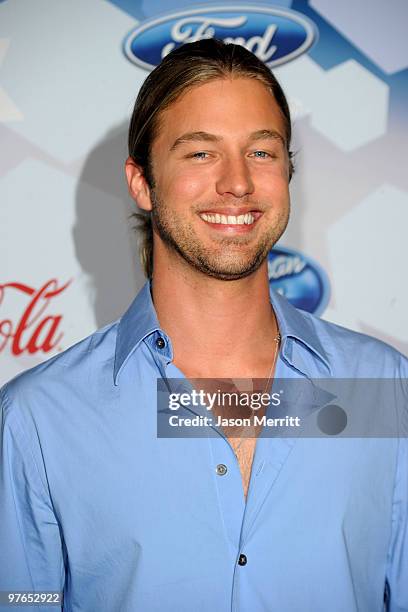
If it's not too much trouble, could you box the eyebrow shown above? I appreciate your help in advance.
[169,129,286,151]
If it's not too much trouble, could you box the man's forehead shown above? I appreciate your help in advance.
[153,77,285,145]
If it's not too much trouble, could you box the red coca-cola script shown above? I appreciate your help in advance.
[0,279,71,355]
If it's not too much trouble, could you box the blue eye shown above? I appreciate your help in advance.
[191,152,208,159]
[252,151,269,158]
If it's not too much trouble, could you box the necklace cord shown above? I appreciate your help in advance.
[232,331,281,455]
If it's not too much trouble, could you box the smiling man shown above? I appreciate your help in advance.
[1,40,407,612]
[133,77,290,283]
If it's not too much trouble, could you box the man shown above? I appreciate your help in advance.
[0,39,407,611]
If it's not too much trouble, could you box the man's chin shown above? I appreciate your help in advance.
[154,220,272,280]
[188,254,267,281]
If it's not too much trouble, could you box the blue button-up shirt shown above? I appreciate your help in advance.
[1,282,407,611]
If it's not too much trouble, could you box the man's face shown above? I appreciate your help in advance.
[147,77,290,280]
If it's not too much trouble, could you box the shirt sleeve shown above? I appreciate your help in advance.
[0,385,65,611]
[386,437,408,612]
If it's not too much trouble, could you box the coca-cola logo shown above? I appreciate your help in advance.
[0,279,71,356]
[123,5,317,70]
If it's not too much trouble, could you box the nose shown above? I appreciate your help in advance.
[215,155,255,198]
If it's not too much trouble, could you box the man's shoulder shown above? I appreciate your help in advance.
[1,319,119,421]
[300,306,408,376]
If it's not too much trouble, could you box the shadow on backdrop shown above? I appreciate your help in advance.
[73,122,146,328]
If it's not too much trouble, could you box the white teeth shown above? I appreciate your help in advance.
[200,212,256,225]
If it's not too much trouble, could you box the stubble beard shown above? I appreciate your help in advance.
[150,189,289,281]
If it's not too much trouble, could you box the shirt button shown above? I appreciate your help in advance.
[156,337,166,349]
[238,554,247,566]
[216,464,228,476]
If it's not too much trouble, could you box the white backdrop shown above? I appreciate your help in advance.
[1,0,407,385]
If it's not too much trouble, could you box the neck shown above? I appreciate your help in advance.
[151,247,279,377]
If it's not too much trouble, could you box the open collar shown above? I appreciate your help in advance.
[114,281,331,384]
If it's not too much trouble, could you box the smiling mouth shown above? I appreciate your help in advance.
[199,212,259,226]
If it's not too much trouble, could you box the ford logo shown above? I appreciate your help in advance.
[123,5,317,70]
[268,247,330,315]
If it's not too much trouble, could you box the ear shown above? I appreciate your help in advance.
[125,157,153,211]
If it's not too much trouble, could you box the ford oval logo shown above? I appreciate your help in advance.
[268,247,330,315]
[123,5,317,70]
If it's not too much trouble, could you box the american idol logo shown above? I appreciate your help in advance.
[123,6,317,70]
[268,247,330,315]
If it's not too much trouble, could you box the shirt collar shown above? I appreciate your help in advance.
[269,289,332,375]
[114,281,163,384]
[114,280,331,384]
